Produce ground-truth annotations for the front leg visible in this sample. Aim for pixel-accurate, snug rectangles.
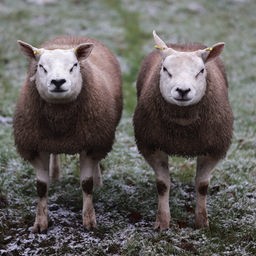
[195,155,220,228]
[30,152,50,233]
[145,150,170,231]
[80,151,99,230]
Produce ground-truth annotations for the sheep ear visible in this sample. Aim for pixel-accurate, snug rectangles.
[153,30,176,58]
[17,40,43,60]
[75,43,94,60]
[197,42,225,63]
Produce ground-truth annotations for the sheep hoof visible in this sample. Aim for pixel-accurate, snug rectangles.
[195,220,209,229]
[195,213,209,229]
[83,210,97,230]
[154,221,169,231]
[154,212,170,231]
[83,220,97,230]
[32,219,48,233]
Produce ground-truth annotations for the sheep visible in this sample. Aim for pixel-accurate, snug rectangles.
[133,31,233,230]
[13,35,122,233]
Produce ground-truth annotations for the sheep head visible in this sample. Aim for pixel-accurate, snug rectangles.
[153,31,225,107]
[17,40,94,104]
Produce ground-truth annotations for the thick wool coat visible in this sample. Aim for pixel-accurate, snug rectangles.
[14,36,122,161]
[133,43,233,159]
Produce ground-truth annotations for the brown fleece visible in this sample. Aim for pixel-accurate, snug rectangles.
[13,36,122,161]
[133,43,233,159]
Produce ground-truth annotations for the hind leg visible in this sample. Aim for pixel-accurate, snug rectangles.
[195,155,220,228]
[49,154,60,181]
[93,163,102,187]
[79,151,100,229]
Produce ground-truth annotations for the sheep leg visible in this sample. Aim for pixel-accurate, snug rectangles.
[145,150,170,231]
[195,155,219,228]
[30,152,50,233]
[80,151,99,230]
[49,154,60,181]
[93,163,103,187]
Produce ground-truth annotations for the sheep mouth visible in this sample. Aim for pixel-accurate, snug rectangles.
[50,89,68,93]
[174,97,191,102]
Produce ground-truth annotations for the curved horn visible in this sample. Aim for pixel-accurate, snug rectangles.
[153,30,176,58]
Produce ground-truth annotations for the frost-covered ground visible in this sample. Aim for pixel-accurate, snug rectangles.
[0,0,256,255]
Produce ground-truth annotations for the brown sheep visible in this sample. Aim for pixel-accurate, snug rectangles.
[133,31,233,230]
[14,36,122,233]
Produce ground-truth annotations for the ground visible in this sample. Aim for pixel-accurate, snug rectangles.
[0,0,255,255]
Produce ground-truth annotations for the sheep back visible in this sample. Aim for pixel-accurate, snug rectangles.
[133,43,233,159]
[14,36,122,161]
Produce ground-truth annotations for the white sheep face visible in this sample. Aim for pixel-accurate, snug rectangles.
[159,52,207,107]
[153,30,225,107]
[17,40,94,104]
[35,49,82,103]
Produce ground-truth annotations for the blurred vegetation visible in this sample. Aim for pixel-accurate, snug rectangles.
[0,0,255,255]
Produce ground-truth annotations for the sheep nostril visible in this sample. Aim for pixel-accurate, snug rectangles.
[51,79,66,89]
[176,88,191,97]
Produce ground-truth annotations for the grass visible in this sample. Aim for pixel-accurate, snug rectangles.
[0,0,256,255]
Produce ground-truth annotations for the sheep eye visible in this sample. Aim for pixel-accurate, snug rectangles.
[39,64,47,74]
[70,62,78,73]
[196,68,205,78]
[163,66,172,78]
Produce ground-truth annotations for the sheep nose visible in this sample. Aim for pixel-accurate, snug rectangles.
[176,88,191,98]
[51,79,66,89]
